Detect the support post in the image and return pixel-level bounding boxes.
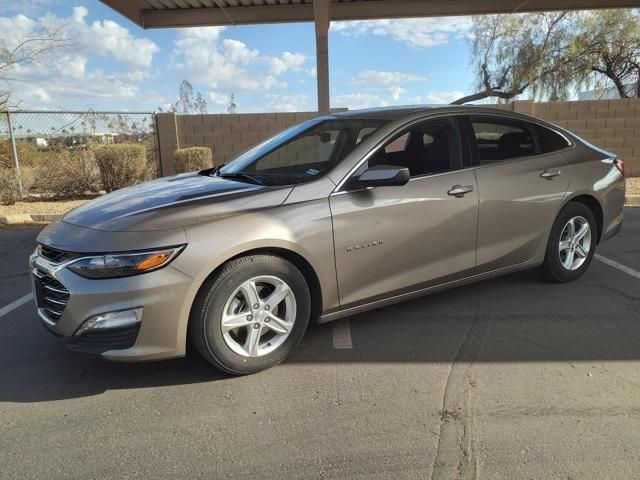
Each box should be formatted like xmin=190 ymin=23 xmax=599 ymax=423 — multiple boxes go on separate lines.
xmin=313 ymin=0 xmax=330 ymax=114
xmin=6 ymin=112 xmax=24 ymax=199
xmin=155 ymin=112 xmax=180 ymax=176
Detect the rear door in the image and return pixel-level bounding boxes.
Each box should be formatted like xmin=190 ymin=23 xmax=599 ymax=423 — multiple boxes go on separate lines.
xmin=330 ymin=116 xmax=479 ymax=308
xmin=464 ymin=115 xmax=570 ymax=273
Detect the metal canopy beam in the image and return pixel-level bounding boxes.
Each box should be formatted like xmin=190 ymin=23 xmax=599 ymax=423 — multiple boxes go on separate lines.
xmin=314 ymin=0 xmax=331 ymax=114
xmin=132 ymin=0 xmax=640 ymax=29
xmin=100 ymin=0 xmax=639 ymax=114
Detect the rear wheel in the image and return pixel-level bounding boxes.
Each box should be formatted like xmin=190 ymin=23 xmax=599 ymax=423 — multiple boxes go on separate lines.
xmin=190 ymin=254 xmax=311 ymax=375
xmin=541 ymin=202 xmax=597 ymax=283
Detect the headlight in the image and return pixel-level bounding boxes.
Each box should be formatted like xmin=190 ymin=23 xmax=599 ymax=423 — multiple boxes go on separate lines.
xmin=67 ymin=246 xmax=185 ymax=279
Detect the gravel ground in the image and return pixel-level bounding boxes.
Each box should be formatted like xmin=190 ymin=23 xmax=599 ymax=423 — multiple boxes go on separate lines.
xmin=0 ymin=199 xmax=88 ymax=216
xmin=628 ymin=177 xmax=640 ymax=195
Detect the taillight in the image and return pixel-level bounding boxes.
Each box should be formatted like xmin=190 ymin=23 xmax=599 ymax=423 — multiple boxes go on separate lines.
xmin=613 ymin=158 xmax=624 ymax=176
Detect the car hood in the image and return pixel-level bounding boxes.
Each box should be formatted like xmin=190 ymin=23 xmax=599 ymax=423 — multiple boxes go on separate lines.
xmin=62 ymin=172 xmax=294 ymax=232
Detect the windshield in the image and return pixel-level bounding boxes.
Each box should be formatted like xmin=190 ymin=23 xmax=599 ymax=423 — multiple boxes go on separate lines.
xmin=217 ymin=118 xmax=388 ymax=186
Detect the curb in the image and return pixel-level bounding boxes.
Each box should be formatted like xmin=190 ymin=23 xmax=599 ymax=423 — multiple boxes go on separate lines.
xmin=626 ymin=195 xmax=640 ymax=207
xmin=0 ymin=214 xmax=62 ymax=225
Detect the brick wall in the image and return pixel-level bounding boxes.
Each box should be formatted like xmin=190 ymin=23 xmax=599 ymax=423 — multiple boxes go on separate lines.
xmin=157 ymin=99 xmax=640 ymax=177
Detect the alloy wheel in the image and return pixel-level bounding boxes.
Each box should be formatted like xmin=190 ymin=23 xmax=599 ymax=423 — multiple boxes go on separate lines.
xmin=220 ymin=275 xmax=296 ymax=357
xmin=558 ymin=215 xmax=591 ymax=271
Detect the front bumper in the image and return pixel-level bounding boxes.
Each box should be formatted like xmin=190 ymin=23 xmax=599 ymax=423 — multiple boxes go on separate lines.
xmin=30 ymin=250 xmax=195 ymax=361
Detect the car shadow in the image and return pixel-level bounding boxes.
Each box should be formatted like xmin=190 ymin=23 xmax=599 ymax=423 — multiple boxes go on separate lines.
xmin=1 ymin=263 xmax=639 ymax=403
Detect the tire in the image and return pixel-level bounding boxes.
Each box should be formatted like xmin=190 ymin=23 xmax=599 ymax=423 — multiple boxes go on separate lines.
xmin=541 ymin=202 xmax=597 ymax=283
xmin=190 ymin=254 xmax=311 ymax=375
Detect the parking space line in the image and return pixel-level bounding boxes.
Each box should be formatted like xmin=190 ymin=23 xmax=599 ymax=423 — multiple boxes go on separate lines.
xmin=0 ymin=293 xmax=33 ymax=319
xmin=595 ymin=254 xmax=640 ymax=280
xmin=332 ymin=318 xmax=353 ymax=349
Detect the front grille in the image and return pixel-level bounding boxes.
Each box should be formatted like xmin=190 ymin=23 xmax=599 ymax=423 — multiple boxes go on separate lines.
xmin=33 ymin=269 xmax=70 ymax=323
xmin=38 ymin=244 xmax=81 ymax=264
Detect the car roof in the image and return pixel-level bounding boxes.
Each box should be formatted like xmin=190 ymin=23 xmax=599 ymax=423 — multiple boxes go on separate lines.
xmin=329 ymin=104 xmax=526 ymax=122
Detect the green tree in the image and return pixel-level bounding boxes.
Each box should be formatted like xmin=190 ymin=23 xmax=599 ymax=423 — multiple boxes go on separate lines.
xmin=573 ymin=10 xmax=640 ymax=98
xmin=454 ymin=9 xmax=640 ymax=104
xmin=227 ymin=93 xmax=237 ymax=114
xmin=166 ymin=80 xmax=208 ymax=114
xmin=453 ymin=12 xmax=579 ymax=104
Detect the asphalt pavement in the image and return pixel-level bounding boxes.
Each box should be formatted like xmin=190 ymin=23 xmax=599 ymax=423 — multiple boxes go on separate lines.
xmin=1 ymin=209 xmax=639 ymax=479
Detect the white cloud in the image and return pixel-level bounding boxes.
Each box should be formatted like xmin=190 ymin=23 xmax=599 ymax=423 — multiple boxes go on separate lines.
xmin=208 ymin=91 xmax=232 ymax=107
xmin=55 ymin=6 xmax=158 ymax=71
xmin=222 ymin=38 xmax=259 ymax=65
xmin=0 ymin=8 xmax=160 ymax=109
xmin=172 ymin=29 xmax=306 ymax=94
xmin=332 ymin=93 xmax=384 ymax=110
xmin=182 ymin=26 xmax=226 ymax=42
xmin=331 ymin=17 xmax=472 ymax=49
xmin=389 ymin=86 xmax=406 ymax=101
xmin=0 ymin=14 xmax=36 ymax=42
xmin=351 ymin=70 xmax=424 ymax=102
xmin=268 ymin=52 xmax=307 ymax=75
xmin=352 ymin=70 xmax=424 ymax=87
xmin=264 ymin=93 xmax=313 ymax=112
xmin=410 ymin=91 xmax=465 ymax=105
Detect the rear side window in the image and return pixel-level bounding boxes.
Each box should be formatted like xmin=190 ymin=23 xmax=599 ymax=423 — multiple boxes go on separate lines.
xmin=535 ymin=125 xmax=571 ymax=153
xmin=471 ymin=119 xmax=537 ymax=163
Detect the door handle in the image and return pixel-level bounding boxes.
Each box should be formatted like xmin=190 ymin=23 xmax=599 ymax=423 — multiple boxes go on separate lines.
xmin=540 ymin=169 xmax=562 ymax=179
xmin=447 ymin=185 xmax=474 ymax=197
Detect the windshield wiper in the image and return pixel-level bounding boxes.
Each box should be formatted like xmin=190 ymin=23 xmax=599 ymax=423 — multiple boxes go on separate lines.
xmin=210 ymin=163 xmax=226 ymax=176
xmin=217 ymin=171 xmax=265 ymax=185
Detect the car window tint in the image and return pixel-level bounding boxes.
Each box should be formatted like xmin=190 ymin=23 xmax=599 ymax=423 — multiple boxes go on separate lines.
xmin=356 ymin=127 xmax=379 ymax=145
xmin=222 ymin=118 xmax=388 ymax=186
xmin=471 ymin=119 xmax=537 ymax=163
xmin=384 ymin=133 xmax=409 ymax=153
xmin=536 ymin=124 xmax=571 ymax=153
xmin=361 ymin=118 xmax=460 ymax=178
xmin=423 ymin=133 xmax=435 ymax=146
xmin=254 ymin=130 xmax=340 ymax=172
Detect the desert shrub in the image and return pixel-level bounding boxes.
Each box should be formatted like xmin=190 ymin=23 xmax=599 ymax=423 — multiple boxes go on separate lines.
xmin=0 ymin=168 xmax=19 ymax=205
xmin=0 ymin=140 xmax=44 ymax=169
xmin=174 ymin=147 xmax=213 ymax=173
xmin=94 ymin=144 xmax=147 ymax=192
xmin=31 ymin=147 xmax=101 ymax=197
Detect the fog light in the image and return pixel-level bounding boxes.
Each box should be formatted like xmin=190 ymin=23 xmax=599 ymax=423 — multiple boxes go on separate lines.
xmin=75 ymin=308 xmax=143 ymax=336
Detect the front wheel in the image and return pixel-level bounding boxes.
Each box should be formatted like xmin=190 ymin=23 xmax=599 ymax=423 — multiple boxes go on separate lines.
xmin=541 ymin=202 xmax=597 ymax=283
xmin=190 ymin=254 xmax=311 ymax=375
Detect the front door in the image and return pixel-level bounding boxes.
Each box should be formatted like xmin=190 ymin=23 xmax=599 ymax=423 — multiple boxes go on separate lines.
xmin=329 ymin=117 xmax=479 ymax=308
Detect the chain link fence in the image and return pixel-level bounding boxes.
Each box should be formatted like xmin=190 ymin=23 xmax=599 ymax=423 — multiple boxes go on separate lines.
xmin=0 ymin=110 xmax=159 ymax=202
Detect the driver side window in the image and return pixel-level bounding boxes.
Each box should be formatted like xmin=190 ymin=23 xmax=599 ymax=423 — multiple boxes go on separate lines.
xmin=361 ymin=117 xmax=461 ymax=178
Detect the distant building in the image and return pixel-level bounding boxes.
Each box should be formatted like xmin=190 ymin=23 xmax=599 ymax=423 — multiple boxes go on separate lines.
xmin=29 ymin=137 xmax=48 ymax=148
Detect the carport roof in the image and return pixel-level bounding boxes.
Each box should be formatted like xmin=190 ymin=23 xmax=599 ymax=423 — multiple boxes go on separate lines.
xmin=100 ymin=0 xmax=639 ymax=28
xmin=100 ymin=0 xmax=639 ymax=114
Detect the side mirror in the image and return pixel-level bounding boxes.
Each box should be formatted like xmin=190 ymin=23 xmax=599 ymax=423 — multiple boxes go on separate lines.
xmin=346 ymin=165 xmax=410 ymax=190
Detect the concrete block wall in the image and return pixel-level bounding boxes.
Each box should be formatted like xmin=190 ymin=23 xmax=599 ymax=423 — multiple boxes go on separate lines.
xmin=157 ymin=100 xmax=639 ymax=177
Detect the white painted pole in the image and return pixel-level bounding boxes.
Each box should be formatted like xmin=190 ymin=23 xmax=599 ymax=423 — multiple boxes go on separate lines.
xmin=6 ymin=112 xmax=24 ymax=199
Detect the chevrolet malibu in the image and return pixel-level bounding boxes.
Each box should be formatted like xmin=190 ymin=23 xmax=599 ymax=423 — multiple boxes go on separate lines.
xmin=30 ymin=106 xmax=625 ymax=375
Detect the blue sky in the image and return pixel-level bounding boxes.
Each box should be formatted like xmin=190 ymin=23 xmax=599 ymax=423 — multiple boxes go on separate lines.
xmin=1 ymin=0 xmax=474 ymax=112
